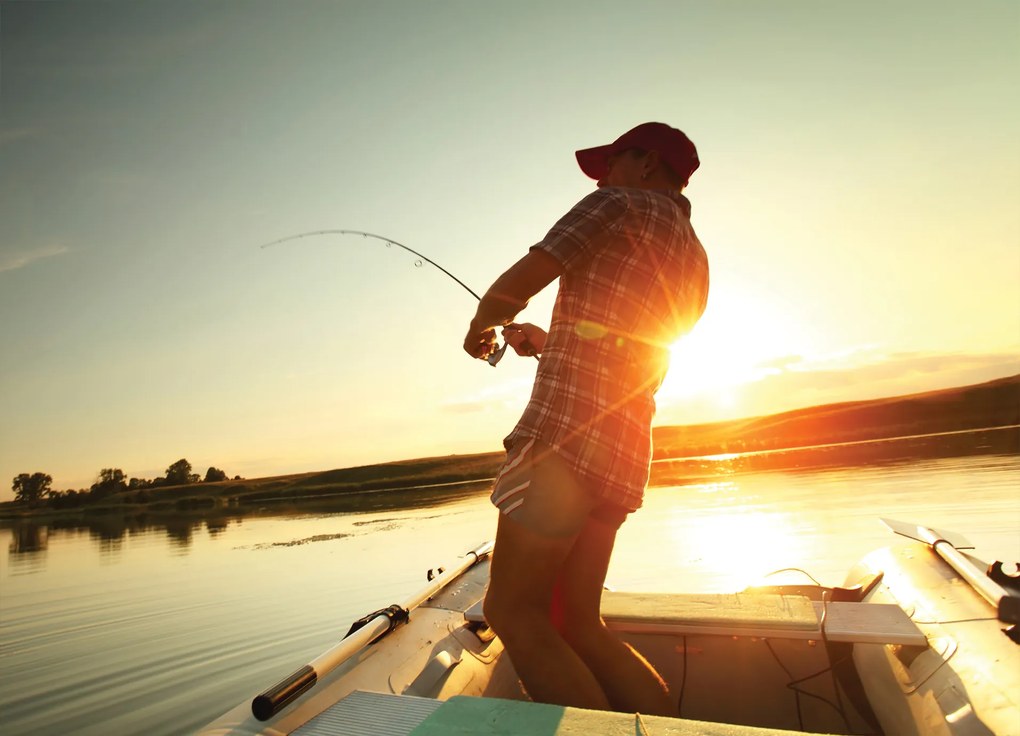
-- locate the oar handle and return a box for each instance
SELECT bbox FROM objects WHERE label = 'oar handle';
[252,665,316,721]
[931,539,1010,612]
[251,613,391,721]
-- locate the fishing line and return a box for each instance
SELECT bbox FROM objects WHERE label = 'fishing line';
[260,229,536,365]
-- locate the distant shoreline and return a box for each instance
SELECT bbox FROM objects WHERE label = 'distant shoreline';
[2,374,1016,524]
[2,425,1016,529]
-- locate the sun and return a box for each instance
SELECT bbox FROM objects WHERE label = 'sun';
[658,283,809,411]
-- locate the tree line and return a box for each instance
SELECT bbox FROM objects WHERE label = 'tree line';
[10,459,241,508]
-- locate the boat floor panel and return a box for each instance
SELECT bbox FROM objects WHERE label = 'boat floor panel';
[410,695,816,735]
[292,690,441,736]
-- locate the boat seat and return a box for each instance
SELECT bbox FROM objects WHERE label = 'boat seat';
[464,591,926,647]
[601,591,927,646]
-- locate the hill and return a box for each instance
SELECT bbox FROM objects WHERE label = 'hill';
[651,373,1019,459]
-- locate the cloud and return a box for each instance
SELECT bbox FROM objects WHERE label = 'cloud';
[440,375,533,415]
[442,400,494,415]
[0,244,71,274]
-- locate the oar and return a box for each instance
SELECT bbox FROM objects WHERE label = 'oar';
[251,540,494,721]
[881,518,1017,624]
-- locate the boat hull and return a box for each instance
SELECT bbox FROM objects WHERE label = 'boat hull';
[202,535,1020,735]
[850,542,1020,735]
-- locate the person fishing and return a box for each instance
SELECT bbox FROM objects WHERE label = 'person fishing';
[463,122,710,714]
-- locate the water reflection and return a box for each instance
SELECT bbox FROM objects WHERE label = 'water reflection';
[0,486,492,571]
[164,519,197,550]
[678,509,806,591]
[0,513,245,570]
[206,518,229,537]
[5,524,50,575]
[8,523,48,554]
[97,536,123,559]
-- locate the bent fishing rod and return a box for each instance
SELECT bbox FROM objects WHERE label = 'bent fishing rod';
[260,229,536,364]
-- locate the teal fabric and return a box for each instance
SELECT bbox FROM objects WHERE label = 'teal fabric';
[410,696,820,735]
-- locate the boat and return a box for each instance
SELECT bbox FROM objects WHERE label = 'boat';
[199,519,1020,735]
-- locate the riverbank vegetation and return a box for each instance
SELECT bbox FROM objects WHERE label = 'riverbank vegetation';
[3,374,1017,523]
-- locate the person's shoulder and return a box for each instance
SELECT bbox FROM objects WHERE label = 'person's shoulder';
[572,187,628,207]
[557,188,630,224]
[596,187,677,210]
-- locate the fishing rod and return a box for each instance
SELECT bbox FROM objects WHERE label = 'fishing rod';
[261,229,482,300]
[260,229,536,364]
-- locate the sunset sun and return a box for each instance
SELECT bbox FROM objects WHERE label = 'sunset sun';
[658,284,814,418]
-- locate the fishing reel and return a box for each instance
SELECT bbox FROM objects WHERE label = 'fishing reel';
[486,343,509,367]
[486,335,539,367]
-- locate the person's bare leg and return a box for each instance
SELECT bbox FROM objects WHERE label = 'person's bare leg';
[484,512,610,710]
[559,517,675,715]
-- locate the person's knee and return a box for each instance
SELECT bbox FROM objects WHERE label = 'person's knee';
[484,584,557,645]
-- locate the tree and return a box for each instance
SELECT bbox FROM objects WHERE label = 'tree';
[12,473,52,505]
[91,468,127,499]
[49,489,85,510]
[204,467,228,483]
[165,458,194,486]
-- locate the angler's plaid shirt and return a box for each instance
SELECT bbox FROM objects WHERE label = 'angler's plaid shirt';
[504,187,709,512]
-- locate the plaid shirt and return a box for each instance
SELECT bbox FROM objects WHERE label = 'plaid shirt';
[504,187,709,511]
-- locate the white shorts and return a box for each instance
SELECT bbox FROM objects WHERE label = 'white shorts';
[490,438,629,538]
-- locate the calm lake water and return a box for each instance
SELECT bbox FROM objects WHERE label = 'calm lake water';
[1,450,1018,735]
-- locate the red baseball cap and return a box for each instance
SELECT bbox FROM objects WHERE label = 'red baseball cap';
[575,122,700,183]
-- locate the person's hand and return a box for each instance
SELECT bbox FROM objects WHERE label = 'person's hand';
[464,321,499,361]
[501,323,546,356]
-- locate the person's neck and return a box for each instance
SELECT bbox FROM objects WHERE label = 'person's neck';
[628,175,679,192]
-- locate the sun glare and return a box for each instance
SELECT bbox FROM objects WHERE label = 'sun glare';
[613,483,810,593]
[664,504,807,592]
[658,286,809,413]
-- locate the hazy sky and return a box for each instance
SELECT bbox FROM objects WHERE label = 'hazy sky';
[2,1,1018,499]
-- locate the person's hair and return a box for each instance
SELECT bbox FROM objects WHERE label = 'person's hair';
[627,148,688,191]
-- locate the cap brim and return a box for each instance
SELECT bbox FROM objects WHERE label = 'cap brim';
[575,144,614,180]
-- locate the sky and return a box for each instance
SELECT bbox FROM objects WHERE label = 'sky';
[1,1,1018,500]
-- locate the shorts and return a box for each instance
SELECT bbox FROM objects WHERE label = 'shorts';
[489,437,630,538]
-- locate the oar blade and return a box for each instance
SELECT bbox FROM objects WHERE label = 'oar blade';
[881,517,974,549]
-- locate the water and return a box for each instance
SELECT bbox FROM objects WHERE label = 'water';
[1,453,1018,735]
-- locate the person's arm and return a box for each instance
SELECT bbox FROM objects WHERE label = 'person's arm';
[463,249,562,361]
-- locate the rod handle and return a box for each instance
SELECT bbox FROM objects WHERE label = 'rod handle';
[251,664,316,721]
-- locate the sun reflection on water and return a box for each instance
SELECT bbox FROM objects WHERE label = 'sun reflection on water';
[676,508,807,591]
[612,479,809,593]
